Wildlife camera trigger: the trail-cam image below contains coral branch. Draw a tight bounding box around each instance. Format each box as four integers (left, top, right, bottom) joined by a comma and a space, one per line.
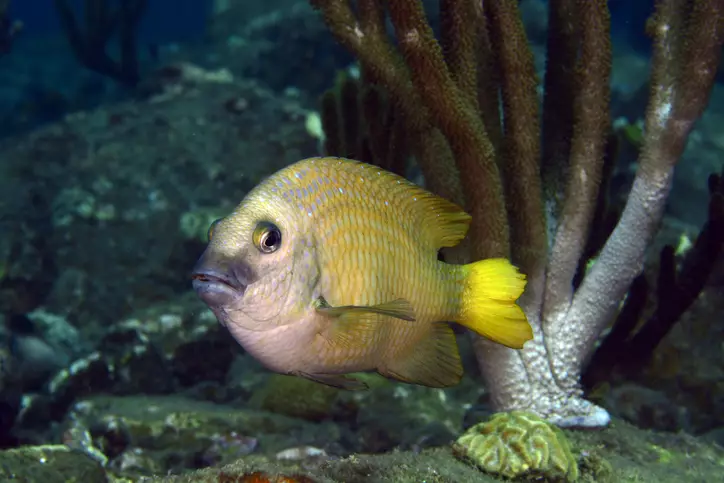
485, 0, 547, 281
585, 166, 724, 386
311, 0, 723, 430
543, 0, 611, 322
440, 0, 480, 108
310, 0, 465, 208
540, 0, 579, 217
564, 0, 723, 384
470, 0, 552, 421
386, 0, 509, 259
474, 4, 503, 153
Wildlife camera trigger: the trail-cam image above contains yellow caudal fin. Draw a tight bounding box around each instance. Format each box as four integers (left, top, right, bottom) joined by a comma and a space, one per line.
457, 258, 533, 349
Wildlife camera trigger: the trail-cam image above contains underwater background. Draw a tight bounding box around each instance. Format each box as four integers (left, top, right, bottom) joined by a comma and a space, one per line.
0, 0, 723, 481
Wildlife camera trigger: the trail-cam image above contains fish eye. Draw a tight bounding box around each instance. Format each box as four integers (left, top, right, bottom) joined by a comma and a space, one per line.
207, 218, 223, 242
253, 221, 282, 254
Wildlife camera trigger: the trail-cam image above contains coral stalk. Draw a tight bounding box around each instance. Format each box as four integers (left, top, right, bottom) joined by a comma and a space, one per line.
386, 0, 510, 259
310, 0, 724, 428
560, 0, 724, 383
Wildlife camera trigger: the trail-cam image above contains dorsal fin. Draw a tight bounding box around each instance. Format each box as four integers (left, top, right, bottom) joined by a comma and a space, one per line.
350, 158, 472, 249
408, 190, 471, 248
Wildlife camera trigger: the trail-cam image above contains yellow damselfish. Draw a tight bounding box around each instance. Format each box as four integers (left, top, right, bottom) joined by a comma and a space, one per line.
191, 157, 533, 390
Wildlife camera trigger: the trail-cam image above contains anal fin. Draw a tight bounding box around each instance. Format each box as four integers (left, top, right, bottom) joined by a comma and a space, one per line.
379, 323, 463, 388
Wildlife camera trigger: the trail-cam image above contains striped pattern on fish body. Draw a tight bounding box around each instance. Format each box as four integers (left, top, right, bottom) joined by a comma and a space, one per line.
191, 157, 533, 390
273, 160, 466, 365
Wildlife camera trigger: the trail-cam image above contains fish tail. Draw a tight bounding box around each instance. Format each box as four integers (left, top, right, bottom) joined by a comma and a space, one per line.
456, 258, 533, 349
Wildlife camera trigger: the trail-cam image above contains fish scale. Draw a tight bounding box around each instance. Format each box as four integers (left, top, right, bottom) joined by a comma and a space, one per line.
278, 159, 465, 366
192, 157, 532, 390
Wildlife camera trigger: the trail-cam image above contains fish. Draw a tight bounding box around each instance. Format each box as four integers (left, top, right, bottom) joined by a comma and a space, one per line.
191, 157, 533, 390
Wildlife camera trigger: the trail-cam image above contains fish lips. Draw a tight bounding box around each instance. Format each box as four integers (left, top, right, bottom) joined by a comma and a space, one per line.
192, 273, 242, 307
191, 256, 252, 307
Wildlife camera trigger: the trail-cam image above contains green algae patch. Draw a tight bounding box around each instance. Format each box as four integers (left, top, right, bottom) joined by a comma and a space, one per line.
566, 418, 724, 482
0, 444, 108, 482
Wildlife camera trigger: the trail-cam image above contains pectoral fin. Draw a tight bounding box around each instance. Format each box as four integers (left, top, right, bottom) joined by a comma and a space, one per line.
314, 296, 416, 349
291, 371, 369, 391
314, 296, 416, 321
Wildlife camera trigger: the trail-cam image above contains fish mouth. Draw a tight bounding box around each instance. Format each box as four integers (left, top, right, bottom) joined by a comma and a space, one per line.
191, 254, 251, 307
192, 269, 245, 306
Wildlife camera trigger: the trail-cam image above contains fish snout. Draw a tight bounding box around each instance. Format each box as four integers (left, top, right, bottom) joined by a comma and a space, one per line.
191, 252, 251, 306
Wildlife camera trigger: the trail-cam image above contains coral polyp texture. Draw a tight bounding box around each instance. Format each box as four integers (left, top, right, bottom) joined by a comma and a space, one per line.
453, 411, 579, 481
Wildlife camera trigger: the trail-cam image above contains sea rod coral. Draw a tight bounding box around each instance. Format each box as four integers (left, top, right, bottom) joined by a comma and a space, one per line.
309, 0, 724, 427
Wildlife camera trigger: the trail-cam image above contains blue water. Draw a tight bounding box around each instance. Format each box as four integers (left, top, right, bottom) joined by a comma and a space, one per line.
9, 0, 209, 44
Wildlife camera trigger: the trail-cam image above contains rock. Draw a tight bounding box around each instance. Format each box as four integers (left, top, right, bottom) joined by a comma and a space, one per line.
0, 444, 108, 482
0, 65, 319, 332
58, 395, 341, 477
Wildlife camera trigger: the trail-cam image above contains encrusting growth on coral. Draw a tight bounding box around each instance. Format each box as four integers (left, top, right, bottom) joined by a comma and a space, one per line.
310, 0, 724, 428
584, 165, 724, 388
